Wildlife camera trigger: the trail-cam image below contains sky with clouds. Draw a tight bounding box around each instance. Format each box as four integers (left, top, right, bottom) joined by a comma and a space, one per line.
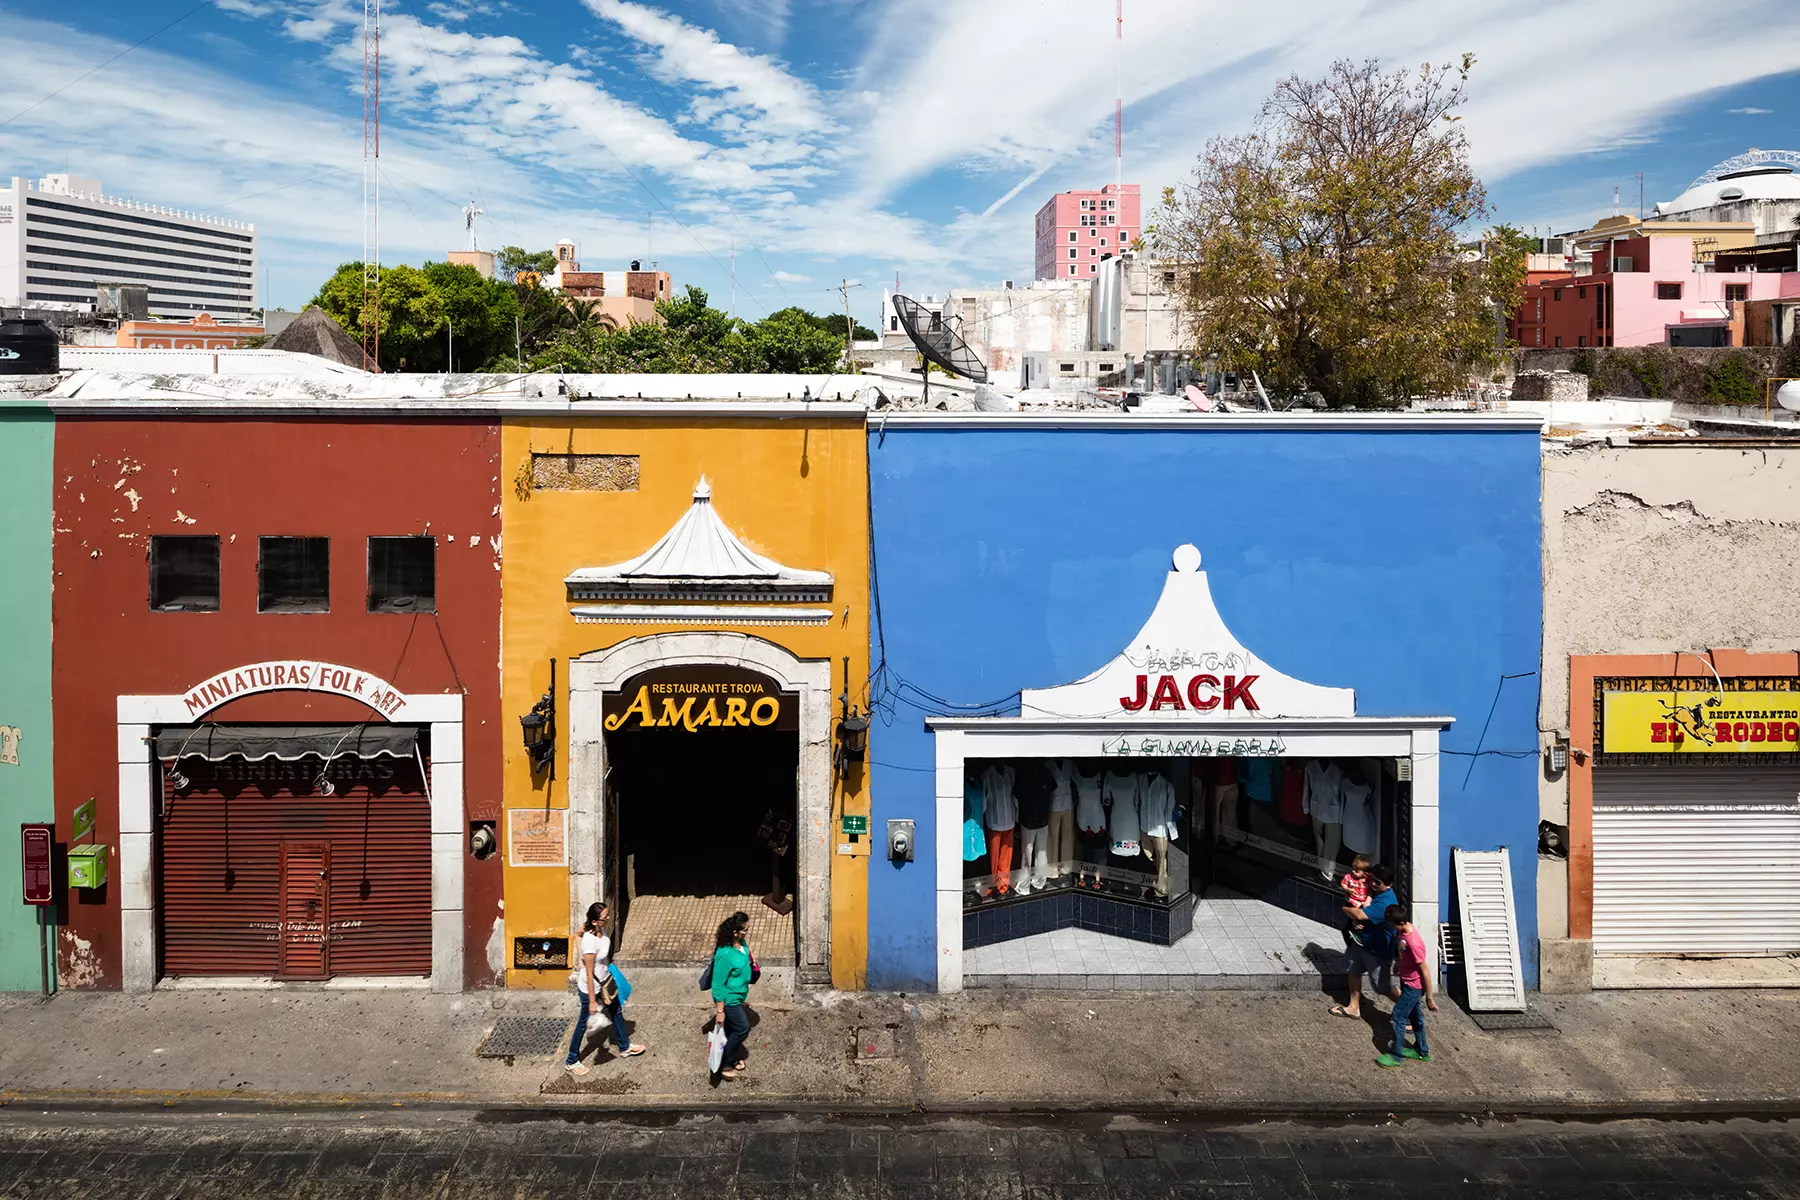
3, 0, 1799, 323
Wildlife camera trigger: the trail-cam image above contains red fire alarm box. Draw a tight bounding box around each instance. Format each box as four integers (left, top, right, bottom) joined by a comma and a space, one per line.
21, 824, 53, 906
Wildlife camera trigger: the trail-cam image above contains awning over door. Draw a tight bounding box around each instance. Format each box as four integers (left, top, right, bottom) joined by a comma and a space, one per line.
154, 724, 420, 762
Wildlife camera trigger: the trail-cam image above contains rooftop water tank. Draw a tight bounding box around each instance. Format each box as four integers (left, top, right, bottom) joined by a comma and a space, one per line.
0, 318, 59, 375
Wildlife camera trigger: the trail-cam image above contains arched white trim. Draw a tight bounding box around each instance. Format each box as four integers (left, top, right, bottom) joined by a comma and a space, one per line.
114, 665, 464, 994
568, 632, 833, 983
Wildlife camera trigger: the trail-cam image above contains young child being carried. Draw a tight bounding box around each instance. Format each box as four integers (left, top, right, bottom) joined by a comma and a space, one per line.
1339, 854, 1371, 910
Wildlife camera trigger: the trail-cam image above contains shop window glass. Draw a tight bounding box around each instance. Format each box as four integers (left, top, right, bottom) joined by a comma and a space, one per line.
961, 754, 1405, 950
368, 536, 436, 613
258, 536, 329, 613
149, 535, 220, 612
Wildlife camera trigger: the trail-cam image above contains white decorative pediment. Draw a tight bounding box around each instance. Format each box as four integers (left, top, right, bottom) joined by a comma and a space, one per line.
566, 478, 833, 612
1020, 544, 1354, 721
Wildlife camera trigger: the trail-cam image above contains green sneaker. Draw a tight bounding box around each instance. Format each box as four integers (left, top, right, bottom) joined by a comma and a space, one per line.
1375, 1054, 1405, 1068
1400, 1047, 1431, 1062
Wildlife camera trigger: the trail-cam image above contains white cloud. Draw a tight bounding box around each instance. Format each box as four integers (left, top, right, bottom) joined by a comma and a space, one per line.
5, 0, 1800, 314
1730, 106, 1775, 114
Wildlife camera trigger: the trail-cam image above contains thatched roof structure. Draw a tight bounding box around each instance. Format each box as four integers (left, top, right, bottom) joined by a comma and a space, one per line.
267, 306, 376, 371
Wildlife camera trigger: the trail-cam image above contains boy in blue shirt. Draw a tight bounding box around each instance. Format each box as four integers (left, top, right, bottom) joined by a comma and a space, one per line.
1330, 863, 1400, 1020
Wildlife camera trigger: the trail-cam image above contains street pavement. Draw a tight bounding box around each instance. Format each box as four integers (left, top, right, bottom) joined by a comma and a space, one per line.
5, 978, 1800, 1115
1, 1110, 1800, 1198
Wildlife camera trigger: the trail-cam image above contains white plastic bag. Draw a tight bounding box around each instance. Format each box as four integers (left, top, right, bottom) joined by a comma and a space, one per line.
706, 1024, 728, 1074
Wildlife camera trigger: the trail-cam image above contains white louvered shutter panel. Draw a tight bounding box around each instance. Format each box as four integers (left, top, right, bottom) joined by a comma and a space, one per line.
1453, 848, 1526, 1011
1592, 766, 1800, 957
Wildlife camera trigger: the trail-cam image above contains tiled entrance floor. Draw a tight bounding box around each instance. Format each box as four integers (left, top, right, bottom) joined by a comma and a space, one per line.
616, 892, 795, 965
964, 887, 1351, 990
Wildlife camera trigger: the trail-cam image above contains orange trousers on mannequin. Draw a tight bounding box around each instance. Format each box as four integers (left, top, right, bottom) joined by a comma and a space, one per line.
987, 827, 1015, 894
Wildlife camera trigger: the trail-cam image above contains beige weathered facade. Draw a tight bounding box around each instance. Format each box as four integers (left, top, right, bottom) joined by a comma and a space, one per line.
1539, 442, 1800, 990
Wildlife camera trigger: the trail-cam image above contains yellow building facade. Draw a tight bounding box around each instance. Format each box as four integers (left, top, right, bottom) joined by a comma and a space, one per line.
499, 408, 871, 990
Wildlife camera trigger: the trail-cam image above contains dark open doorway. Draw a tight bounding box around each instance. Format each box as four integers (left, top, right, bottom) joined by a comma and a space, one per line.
602, 667, 800, 964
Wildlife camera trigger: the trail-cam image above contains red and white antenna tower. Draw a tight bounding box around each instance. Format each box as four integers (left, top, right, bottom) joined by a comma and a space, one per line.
361, 0, 381, 369
1115, 0, 1123, 193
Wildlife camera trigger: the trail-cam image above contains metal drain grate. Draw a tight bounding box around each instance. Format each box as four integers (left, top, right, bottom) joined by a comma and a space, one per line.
478, 1016, 571, 1058
1466, 1004, 1558, 1032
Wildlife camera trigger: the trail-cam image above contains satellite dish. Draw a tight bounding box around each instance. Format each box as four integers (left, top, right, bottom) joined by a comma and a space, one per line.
892, 294, 988, 384
1778, 380, 1800, 413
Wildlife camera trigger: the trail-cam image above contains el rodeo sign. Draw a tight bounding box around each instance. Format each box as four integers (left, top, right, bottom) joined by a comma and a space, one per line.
1604, 690, 1800, 753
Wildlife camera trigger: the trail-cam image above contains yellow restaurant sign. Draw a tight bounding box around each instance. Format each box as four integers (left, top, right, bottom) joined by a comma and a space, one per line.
1603, 690, 1800, 753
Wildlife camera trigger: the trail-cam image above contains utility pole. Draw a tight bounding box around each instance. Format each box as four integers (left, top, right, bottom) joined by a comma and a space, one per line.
447, 321, 453, 374
1636, 171, 1645, 220
837, 279, 863, 366
515, 312, 522, 371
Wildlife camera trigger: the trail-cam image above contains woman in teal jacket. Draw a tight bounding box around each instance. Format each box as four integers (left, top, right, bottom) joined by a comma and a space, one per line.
710, 912, 754, 1080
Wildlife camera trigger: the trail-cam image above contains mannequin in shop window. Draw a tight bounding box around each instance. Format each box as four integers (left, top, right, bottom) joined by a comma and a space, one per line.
980, 763, 1018, 898
1103, 765, 1142, 893
1339, 760, 1379, 865
1139, 765, 1178, 899
1014, 760, 1055, 894
1073, 760, 1108, 889
1304, 759, 1348, 881
962, 768, 987, 904
1047, 758, 1076, 885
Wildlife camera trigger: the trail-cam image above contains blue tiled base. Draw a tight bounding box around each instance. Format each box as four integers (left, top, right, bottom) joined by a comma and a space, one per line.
1214, 855, 1345, 926
964, 888, 1195, 949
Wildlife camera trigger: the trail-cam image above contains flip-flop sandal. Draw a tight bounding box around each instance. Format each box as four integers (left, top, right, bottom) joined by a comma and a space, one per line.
1329, 1004, 1360, 1019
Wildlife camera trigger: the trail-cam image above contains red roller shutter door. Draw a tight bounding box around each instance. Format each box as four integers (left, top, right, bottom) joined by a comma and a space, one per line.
158, 754, 432, 979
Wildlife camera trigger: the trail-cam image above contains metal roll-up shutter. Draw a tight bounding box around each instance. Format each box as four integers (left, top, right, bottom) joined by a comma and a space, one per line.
1592, 765, 1800, 957
158, 745, 431, 979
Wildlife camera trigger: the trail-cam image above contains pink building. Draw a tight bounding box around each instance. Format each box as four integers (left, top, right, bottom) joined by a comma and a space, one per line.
1513, 234, 1800, 349
1034, 184, 1140, 281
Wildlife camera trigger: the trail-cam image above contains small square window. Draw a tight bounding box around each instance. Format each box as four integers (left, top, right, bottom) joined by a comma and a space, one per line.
1554, 336, 1563, 347
1726, 283, 1748, 302
1578, 286, 1587, 299
150, 535, 220, 612
1090, 248, 1097, 256
1656, 282, 1682, 300
1100, 238, 1107, 246
1068, 265, 1076, 275
1552, 288, 1563, 301
1068, 231, 1077, 242
258, 536, 329, 613
1577, 335, 1587, 347
1069, 248, 1077, 259
369, 536, 436, 613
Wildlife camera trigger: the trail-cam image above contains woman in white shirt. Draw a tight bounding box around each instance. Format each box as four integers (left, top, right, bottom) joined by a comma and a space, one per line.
565, 901, 647, 1076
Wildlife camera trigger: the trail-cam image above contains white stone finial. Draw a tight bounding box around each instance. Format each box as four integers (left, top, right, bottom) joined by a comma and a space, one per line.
693, 476, 712, 502
1172, 543, 1202, 573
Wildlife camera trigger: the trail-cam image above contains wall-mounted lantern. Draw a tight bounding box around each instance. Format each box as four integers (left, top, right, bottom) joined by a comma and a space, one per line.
520, 659, 557, 776
838, 711, 869, 761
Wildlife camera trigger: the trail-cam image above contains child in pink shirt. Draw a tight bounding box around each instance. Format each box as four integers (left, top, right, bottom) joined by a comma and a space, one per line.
1377, 905, 1436, 1067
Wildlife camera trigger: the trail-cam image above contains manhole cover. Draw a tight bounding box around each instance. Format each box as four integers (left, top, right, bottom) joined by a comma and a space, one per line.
478, 1016, 571, 1058
855, 1027, 894, 1060
1467, 1005, 1557, 1032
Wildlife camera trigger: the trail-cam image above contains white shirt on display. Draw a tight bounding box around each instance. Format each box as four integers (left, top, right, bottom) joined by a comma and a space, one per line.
982, 765, 1018, 831
1104, 770, 1141, 854
1140, 774, 1177, 840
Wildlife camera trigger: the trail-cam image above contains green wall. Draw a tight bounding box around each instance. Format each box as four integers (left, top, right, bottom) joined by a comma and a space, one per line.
0, 403, 54, 992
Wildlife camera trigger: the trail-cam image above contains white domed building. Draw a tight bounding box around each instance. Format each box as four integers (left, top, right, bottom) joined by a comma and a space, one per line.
1654, 150, 1800, 240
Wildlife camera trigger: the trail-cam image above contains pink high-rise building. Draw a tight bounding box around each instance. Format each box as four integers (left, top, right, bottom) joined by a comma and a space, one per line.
1033, 183, 1141, 281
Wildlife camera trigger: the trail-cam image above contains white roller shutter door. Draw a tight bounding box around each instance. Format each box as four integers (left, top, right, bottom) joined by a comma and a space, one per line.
1592, 766, 1800, 957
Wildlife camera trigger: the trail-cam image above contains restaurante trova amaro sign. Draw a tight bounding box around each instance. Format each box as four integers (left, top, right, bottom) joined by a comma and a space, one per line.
604, 665, 798, 732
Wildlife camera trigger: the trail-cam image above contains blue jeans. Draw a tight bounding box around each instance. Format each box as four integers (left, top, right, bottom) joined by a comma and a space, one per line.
1391, 985, 1429, 1058
719, 1003, 750, 1072
566, 994, 630, 1065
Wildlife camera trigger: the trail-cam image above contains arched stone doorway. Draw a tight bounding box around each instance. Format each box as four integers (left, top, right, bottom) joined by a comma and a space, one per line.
568, 632, 833, 984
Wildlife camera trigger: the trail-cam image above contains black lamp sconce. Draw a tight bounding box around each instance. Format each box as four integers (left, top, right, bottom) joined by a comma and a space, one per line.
835, 656, 869, 772
520, 658, 557, 778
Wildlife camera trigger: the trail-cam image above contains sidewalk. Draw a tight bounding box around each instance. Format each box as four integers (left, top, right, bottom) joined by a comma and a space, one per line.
2, 973, 1799, 1116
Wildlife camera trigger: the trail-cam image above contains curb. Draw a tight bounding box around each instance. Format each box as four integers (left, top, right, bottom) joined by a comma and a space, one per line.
6, 1088, 1800, 1124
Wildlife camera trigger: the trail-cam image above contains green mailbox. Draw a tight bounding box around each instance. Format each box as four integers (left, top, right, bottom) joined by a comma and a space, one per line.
67, 843, 109, 889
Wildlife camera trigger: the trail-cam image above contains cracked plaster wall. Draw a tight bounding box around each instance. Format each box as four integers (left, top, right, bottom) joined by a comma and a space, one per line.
1539, 444, 1800, 944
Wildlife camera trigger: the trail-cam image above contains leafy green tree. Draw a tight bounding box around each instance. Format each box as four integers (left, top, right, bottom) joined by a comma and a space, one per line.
739, 307, 849, 373
311, 262, 446, 372
1156, 56, 1522, 407
495, 246, 558, 284
421, 261, 521, 372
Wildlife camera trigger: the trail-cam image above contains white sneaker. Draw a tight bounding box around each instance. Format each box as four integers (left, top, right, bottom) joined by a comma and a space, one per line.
565, 1062, 590, 1077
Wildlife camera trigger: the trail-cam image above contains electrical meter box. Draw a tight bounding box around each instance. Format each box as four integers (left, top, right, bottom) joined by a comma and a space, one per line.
67, 843, 109, 890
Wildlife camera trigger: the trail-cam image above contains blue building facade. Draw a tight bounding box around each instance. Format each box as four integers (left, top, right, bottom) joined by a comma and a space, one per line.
864, 416, 1544, 993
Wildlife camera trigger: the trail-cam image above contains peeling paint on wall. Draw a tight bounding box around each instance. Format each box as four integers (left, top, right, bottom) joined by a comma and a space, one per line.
57, 928, 103, 989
